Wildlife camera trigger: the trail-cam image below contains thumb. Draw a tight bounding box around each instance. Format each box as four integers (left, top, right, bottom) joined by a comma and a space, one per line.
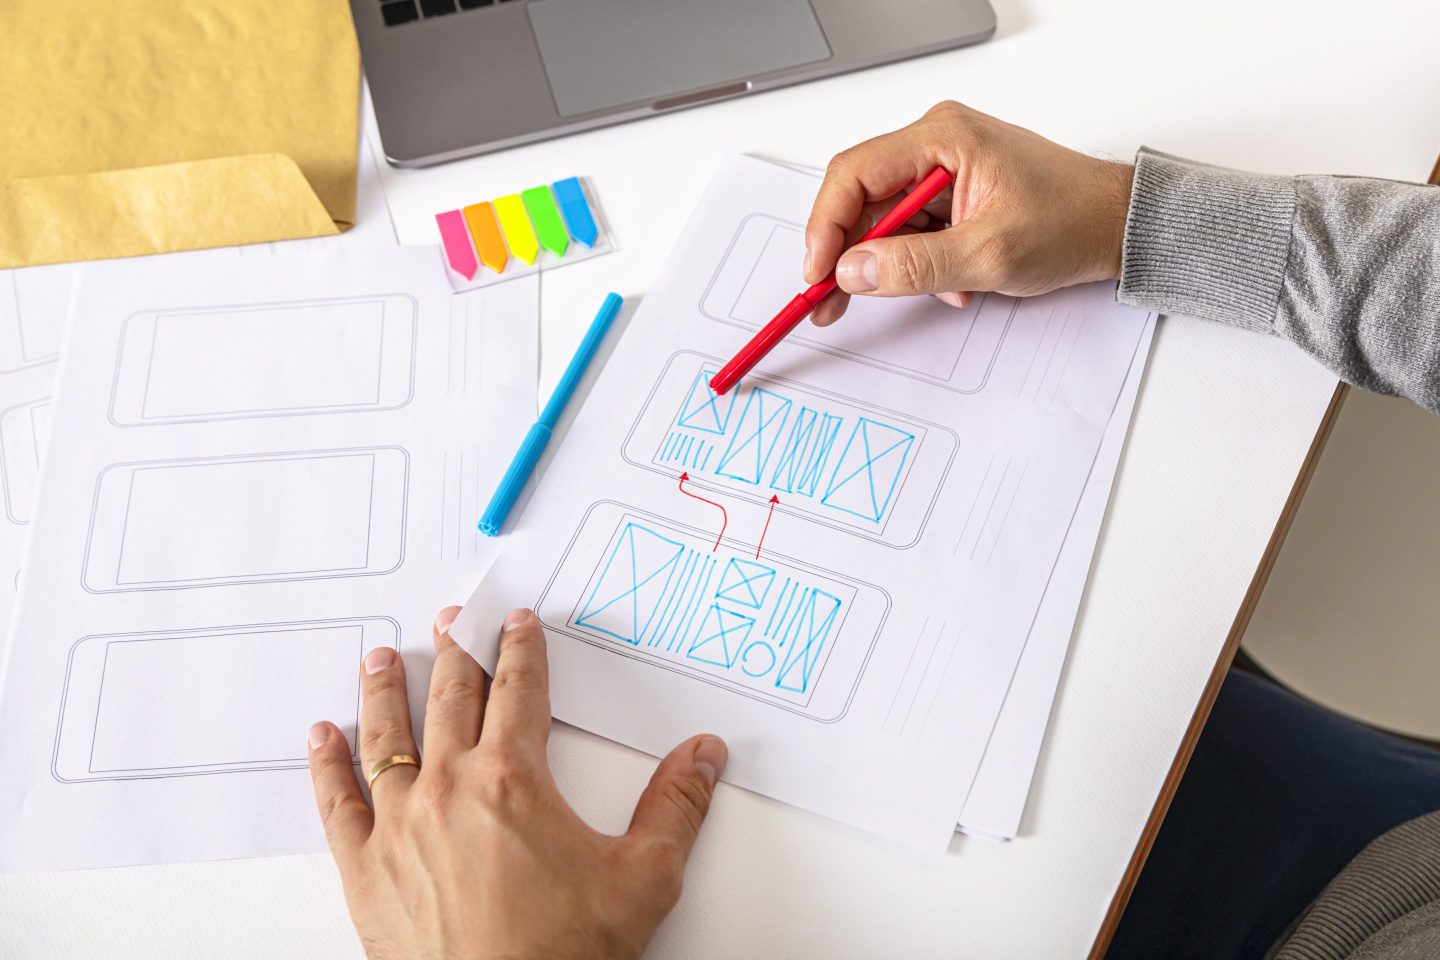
627, 735, 727, 858
836, 225, 990, 298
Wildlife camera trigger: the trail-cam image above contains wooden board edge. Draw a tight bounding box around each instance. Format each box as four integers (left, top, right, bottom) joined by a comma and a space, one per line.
1087, 380, 1350, 960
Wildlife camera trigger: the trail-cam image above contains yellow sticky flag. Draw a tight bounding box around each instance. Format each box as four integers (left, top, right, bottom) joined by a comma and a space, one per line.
0, 0, 361, 268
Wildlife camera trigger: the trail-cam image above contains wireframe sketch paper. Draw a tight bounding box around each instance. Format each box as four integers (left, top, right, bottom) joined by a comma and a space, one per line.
0, 247, 538, 873
0, 140, 398, 640
757, 158, 1149, 842
451, 155, 1157, 852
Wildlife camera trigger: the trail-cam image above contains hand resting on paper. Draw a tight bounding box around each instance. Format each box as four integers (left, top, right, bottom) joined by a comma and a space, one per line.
307, 606, 728, 960
803, 100, 1133, 327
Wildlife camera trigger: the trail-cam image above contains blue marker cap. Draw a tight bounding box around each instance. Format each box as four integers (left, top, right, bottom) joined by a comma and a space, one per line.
479, 292, 623, 536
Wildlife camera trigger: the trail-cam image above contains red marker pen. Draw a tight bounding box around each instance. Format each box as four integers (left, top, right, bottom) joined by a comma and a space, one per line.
709, 165, 954, 395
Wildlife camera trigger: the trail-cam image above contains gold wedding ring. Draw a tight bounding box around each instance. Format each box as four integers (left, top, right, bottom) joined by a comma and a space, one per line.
366, 754, 420, 789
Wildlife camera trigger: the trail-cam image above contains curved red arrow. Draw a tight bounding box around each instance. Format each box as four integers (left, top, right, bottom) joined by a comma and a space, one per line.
678, 472, 727, 552
756, 495, 779, 559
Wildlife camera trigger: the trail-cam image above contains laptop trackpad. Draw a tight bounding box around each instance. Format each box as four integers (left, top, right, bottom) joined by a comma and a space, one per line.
528, 0, 832, 118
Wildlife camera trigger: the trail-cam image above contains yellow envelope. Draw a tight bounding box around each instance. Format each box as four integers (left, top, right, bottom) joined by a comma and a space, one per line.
0, 0, 360, 268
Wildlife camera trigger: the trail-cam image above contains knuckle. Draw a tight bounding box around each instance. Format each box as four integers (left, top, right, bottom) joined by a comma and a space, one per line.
319, 791, 362, 833
663, 775, 711, 835
428, 674, 482, 707
498, 622, 545, 658
885, 244, 935, 292
928, 99, 964, 119
364, 667, 404, 695
490, 662, 544, 697
359, 718, 407, 753
478, 754, 534, 804
825, 150, 853, 177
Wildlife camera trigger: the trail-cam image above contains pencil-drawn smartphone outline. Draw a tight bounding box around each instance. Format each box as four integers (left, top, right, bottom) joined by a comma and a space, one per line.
51, 616, 400, 783
0, 265, 73, 374
108, 294, 419, 426
79, 446, 410, 594
0, 397, 50, 526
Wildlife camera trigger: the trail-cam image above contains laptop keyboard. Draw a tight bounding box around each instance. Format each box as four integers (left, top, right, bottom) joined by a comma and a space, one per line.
380, 0, 521, 28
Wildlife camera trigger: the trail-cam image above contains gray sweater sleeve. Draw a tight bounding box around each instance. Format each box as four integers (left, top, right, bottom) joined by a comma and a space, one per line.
1117, 147, 1440, 413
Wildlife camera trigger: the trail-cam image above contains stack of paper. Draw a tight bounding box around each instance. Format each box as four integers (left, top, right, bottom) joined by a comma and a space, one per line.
0, 153, 1151, 873
452, 156, 1155, 851
0, 141, 544, 870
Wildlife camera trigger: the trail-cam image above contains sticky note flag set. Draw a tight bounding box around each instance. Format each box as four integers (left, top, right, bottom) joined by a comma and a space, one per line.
435, 176, 613, 292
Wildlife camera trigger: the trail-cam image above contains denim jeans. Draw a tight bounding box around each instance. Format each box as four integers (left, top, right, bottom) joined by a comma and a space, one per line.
1106, 669, 1440, 959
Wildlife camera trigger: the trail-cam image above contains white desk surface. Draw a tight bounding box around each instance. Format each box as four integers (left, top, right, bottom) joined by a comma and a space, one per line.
3, 1, 1436, 956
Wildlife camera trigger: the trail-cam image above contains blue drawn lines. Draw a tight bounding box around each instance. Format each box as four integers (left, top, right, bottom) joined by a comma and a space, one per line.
686, 606, 756, 668
820, 418, 915, 523
716, 387, 791, 484
773, 588, 842, 692
676, 371, 736, 434
714, 558, 775, 609
655, 363, 927, 531
570, 516, 853, 703
765, 577, 797, 640
659, 430, 715, 471
575, 523, 685, 645
770, 409, 841, 497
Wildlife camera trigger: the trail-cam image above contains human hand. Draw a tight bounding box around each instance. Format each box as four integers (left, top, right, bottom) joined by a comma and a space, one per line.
804, 100, 1134, 326
307, 606, 728, 960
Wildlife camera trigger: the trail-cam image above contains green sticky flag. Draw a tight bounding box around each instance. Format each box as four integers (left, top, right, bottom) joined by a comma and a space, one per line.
521, 185, 569, 258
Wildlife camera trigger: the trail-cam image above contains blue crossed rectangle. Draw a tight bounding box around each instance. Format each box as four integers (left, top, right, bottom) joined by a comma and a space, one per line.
820, 418, 915, 523
575, 523, 686, 645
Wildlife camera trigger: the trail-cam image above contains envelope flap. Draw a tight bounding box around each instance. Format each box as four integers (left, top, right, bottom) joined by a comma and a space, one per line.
0, 154, 341, 269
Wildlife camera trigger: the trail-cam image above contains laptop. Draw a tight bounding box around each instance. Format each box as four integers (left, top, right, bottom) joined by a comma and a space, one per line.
351, 0, 997, 168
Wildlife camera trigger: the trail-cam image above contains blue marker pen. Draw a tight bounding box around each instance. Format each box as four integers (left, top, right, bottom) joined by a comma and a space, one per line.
479, 292, 623, 536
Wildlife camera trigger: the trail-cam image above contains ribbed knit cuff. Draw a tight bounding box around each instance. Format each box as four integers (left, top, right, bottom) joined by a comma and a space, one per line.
1118, 147, 1297, 330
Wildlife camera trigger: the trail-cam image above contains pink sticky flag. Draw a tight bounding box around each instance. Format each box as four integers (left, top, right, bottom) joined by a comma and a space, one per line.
436, 209, 478, 280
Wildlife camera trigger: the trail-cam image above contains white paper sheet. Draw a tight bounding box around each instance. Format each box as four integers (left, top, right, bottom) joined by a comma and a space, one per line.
0, 247, 538, 873
451, 156, 1155, 852
956, 349, 1145, 839
0, 139, 398, 643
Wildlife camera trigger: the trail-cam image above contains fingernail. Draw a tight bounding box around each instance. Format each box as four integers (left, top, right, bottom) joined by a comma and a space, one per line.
503, 608, 533, 632
937, 291, 964, 309
434, 607, 459, 635
308, 723, 331, 750
802, 248, 813, 281
836, 251, 877, 292
692, 736, 728, 786
364, 647, 395, 675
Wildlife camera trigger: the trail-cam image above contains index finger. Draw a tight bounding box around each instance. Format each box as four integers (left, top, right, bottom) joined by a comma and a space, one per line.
804, 126, 939, 284
478, 608, 551, 760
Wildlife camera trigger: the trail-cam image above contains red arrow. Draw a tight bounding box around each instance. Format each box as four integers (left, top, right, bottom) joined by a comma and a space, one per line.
678, 472, 727, 552
755, 495, 779, 559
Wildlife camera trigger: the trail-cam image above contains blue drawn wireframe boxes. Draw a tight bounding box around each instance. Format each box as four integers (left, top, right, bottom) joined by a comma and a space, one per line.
623, 351, 958, 549
52, 617, 398, 782
700, 215, 1013, 393
536, 501, 890, 721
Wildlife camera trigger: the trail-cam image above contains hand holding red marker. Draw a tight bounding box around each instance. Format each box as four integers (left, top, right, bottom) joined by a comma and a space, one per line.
708, 165, 954, 396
